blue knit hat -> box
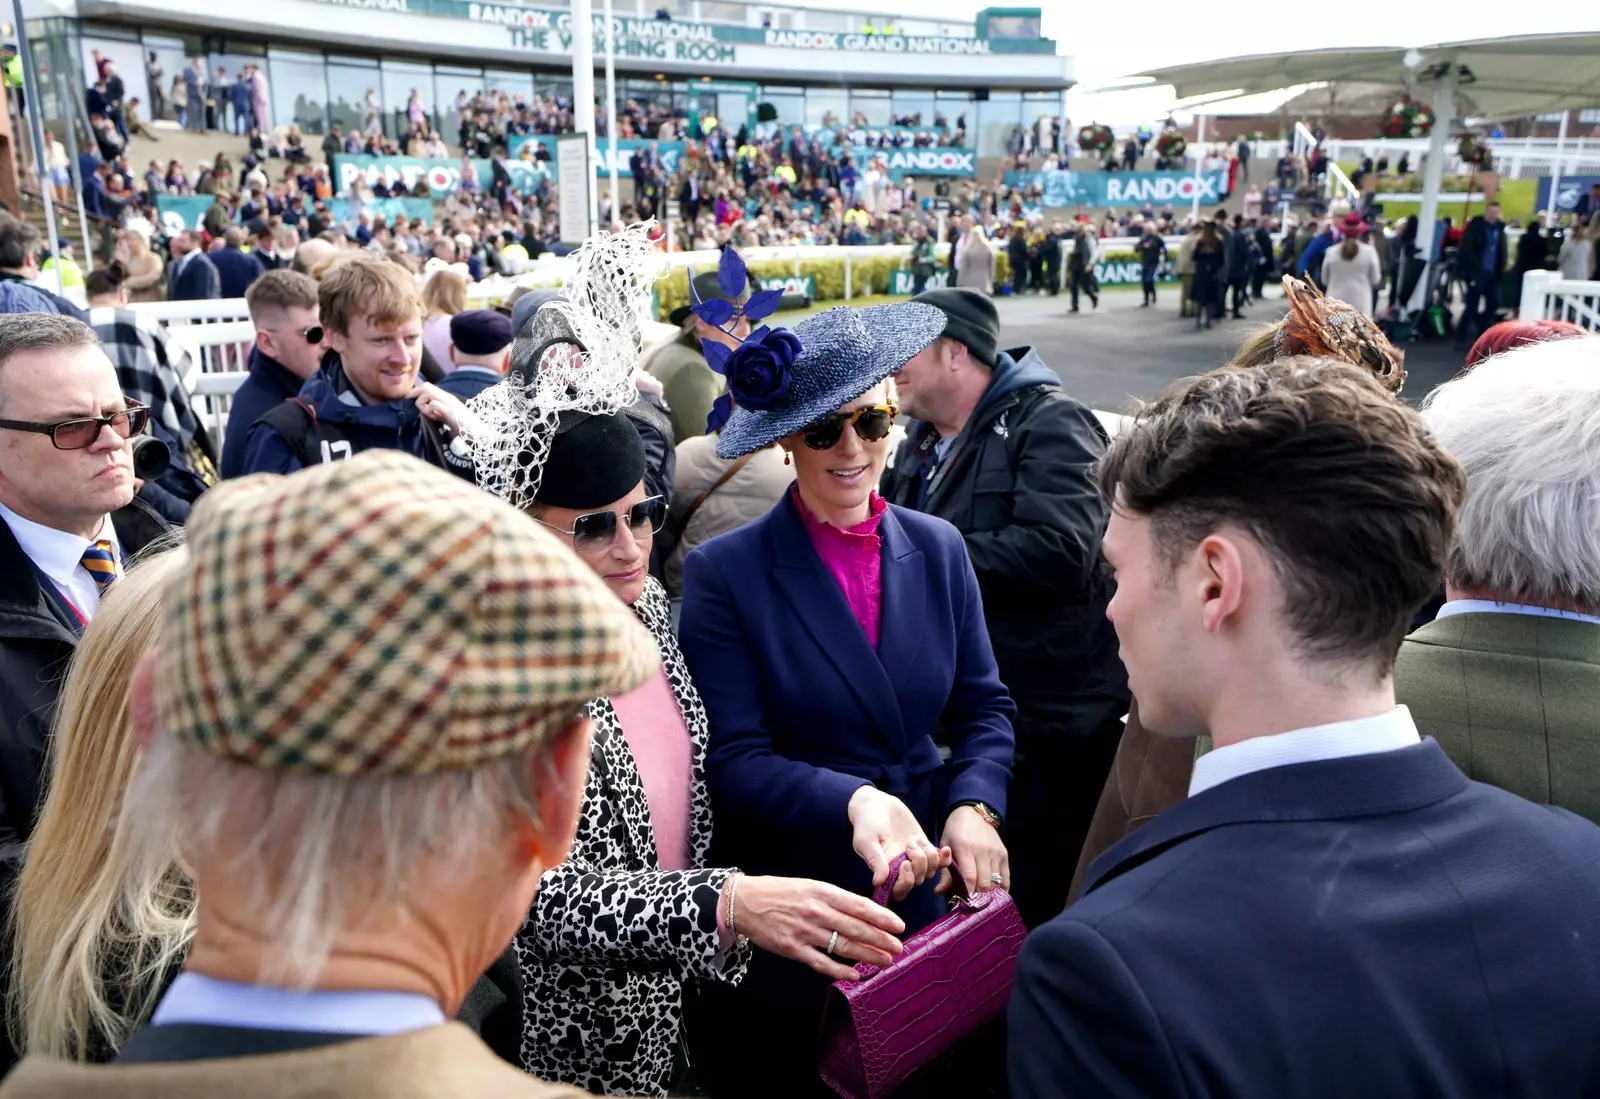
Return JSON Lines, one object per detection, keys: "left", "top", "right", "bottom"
{"left": 715, "top": 302, "right": 946, "bottom": 459}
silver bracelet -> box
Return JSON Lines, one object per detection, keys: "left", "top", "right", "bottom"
{"left": 727, "top": 871, "right": 742, "bottom": 940}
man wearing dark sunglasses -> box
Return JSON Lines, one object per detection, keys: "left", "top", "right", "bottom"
{"left": 0, "top": 316, "right": 177, "bottom": 1041}
{"left": 222, "top": 269, "right": 322, "bottom": 479}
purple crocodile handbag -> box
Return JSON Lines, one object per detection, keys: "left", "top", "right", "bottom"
{"left": 817, "top": 853, "right": 1027, "bottom": 1099}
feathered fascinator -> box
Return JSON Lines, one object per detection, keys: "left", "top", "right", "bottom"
{"left": 1272, "top": 275, "right": 1406, "bottom": 393}
{"left": 468, "top": 222, "right": 665, "bottom": 509}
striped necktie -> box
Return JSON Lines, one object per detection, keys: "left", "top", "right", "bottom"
{"left": 80, "top": 540, "right": 120, "bottom": 597}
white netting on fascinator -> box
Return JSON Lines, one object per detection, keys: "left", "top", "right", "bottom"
{"left": 467, "top": 221, "right": 665, "bottom": 509}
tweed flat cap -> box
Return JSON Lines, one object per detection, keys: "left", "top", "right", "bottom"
{"left": 156, "top": 450, "right": 659, "bottom": 776}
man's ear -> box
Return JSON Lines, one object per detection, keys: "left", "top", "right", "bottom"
{"left": 1194, "top": 533, "right": 1246, "bottom": 636}
{"left": 517, "top": 715, "right": 592, "bottom": 872}
{"left": 128, "top": 647, "right": 162, "bottom": 751}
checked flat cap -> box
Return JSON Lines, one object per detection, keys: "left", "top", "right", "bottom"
{"left": 156, "top": 449, "right": 658, "bottom": 776}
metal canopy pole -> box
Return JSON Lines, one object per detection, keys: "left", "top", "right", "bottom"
{"left": 10, "top": 11, "right": 59, "bottom": 277}
{"left": 1190, "top": 114, "right": 1205, "bottom": 224}
{"left": 1545, "top": 108, "right": 1569, "bottom": 226}
{"left": 603, "top": 0, "right": 619, "bottom": 227}
{"left": 571, "top": 0, "right": 598, "bottom": 236}
{"left": 1407, "top": 68, "right": 1455, "bottom": 316}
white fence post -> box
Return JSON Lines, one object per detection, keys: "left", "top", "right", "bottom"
{"left": 844, "top": 253, "right": 853, "bottom": 301}
{"left": 1519, "top": 268, "right": 1555, "bottom": 320}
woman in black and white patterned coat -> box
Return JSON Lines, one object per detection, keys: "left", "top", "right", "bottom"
{"left": 513, "top": 411, "right": 907, "bottom": 1097}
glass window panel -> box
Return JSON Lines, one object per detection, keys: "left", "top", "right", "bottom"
{"left": 699, "top": 1, "right": 746, "bottom": 22}
{"left": 891, "top": 91, "right": 934, "bottom": 128}
{"left": 141, "top": 34, "right": 193, "bottom": 126}
{"left": 805, "top": 88, "right": 847, "bottom": 129}
{"left": 203, "top": 50, "right": 269, "bottom": 134}
{"left": 805, "top": 10, "right": 848, "bottom": 31}
{"left": 485, "top": 69, "right": 533, "bottom": 105}
{"left": 326, "top": 57, "right": 379, "bottom": 139}
{"left": 850, "top": 89, "right": 890, "bottom": 128}
{"left": 268, "top": 49, "right": 327, "bottom": 136}
{"left": 975, "top": 92, "right": 1021, "bottom": 158}
{"left": 760, "top": 87, "right": 804, "bottom": 128}
{"left": 79, "top": 33, "right": 150, "bottom": 134}
{"left": 381, "top": 60, "right": 434, "bottom": 142}
{"left": 435, "top": 66, "right": 483, "bottom": 149}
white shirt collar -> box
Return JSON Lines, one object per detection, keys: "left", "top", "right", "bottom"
{"left": 0, "top": 500, "right": 118, "bottom": 616}
{"left": 1188, "top": 706, "right": 1421, "bottom": 798}
{"left": 151, "top": 973, "right": 445, "bottom": 1036}
{"left": 1436, "top": 599, "right": 1600, "bottom": 627}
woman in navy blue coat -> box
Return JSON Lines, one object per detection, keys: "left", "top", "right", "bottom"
{"left": 679, "top": 301, "right": 1015, "bottom": 1098}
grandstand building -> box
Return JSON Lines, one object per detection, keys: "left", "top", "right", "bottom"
{"left": 26, "top": 0, "right": 1071, "bottom": 161}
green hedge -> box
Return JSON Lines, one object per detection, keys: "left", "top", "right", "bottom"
{"left": 654, "top": 253, "right": 1017, "bottom": 320}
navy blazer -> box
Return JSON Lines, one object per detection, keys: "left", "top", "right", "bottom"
{"left": 680, "top": 493, "right": 1014, "bottom": 928}
{"left": 209, "top": 246, "right": 265, "bottom": 300}
{"left": 1009, "top": 740, "right": 1600, "bottom": 1098}
{"left": 168, "top": 252, "right": 220, "bottom": 301}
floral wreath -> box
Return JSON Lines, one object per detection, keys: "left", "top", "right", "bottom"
{"left": 1378, "top": 95, "right": 1435, "bottom": 139}
{"left": 690, "top": 247, "right": 804, "bottom": 432}
{"left": 1078, "top": 123, "right": 1115, "bottom": 156}
{"left": 1155, "top": 129, "right": 1187, "bottom": 160}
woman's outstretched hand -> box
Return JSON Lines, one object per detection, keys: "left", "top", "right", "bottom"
{"left": 732, "top": 875, "right": 905, "bottom": 983}
{"left": 847, "top": 786, "right": 952, "bottom": 902}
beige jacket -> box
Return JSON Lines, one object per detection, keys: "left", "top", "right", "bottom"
{"left": 665, "top": 435, "right": 792, "bottom": 596}
{"left": 0, "top": 1024, "right": 596, "bottom": 1099}
{"left": 954, "top": 231, "right": 995, "bottom": 294}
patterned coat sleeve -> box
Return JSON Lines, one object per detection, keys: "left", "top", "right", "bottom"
{"left": 522, "top": 579, "right": 750, "bottom": 985}
{"left": 528, "top": 857, "right": 747, "bottom": 983}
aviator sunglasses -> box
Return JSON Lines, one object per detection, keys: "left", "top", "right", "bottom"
{"left": 536, "top": 495, "right": 668, "bottom": 552}
{"left": 800, "top": 404, "right": 898, "bottom": 451}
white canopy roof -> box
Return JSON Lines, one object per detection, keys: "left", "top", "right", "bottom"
{"left": 1132, "top": 33, "right": 1600, "bottom": 120}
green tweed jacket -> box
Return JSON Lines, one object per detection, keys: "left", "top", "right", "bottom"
{"left": 1396, "top": 611, "right": 1600, "bottom": 824}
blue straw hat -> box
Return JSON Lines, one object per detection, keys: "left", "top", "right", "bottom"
{"left": 715, "top": 302, "right": 946, "bottom": 459}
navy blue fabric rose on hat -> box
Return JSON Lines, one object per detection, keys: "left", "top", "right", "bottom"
{"left": 706, "top": 326, "right": 799, "bottom": 410}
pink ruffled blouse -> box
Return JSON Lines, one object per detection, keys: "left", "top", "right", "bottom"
{"left": 792, "top": 484, "right": 886, "bottom": 649}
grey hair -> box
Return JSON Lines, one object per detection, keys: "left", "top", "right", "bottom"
{"left": 122, "top": 724, "right": 573, "bottom": 987}
{"left": 0, "top": 212, "right": 41, "bottom": 270}
{"left": 1420, "top": 336, "right": 1600, "bottom": 614}
{"left": 0, "top": 314, "right": 101, "bottom": 413}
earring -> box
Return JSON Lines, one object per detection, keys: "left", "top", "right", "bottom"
{"left": 783, "top": 450, "right": 791, "bottom": 466}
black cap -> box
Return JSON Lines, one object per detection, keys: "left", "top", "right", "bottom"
{"left": 450, "top": 309, "right": 514, "bottom": 356}
{"left": 910, "top": 287, "right": 999, "bottom": 367}
{"left": 532, "top": 411, "right": 647, "bottom": 509}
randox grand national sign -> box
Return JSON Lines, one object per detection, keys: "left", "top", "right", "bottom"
{"left": 308, "top": 0, "right": 1059, "bottom": 63}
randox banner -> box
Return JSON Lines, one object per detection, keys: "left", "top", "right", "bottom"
{"left": 889, "top": 269, "right": 951, "bottom": 294}
{"left": 154, "top": 195, "right": 214, "bottom": 233}
{"left": 156, "top": 194, "right": 433, "bottom": 232}
{"left": 505, "top": 135, "right": 686, "bottom": 177}
{"left": 333, "top": 154, "right": 548, "bottom": 199}
{"left": 878, "top": 148, "right": 976, "bottom": 179}
{"left": 760, "top": 274, "right": 815, "bottom": 298}
{"left": 1004, "top": 169, "right": 1230, "bottom": 208}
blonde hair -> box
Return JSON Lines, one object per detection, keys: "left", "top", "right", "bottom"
{"left": 318, "top": 254, "right": 422, "bottom": 336}
{"left": 421, "top": 267, "right": 468, "bottom": 318}
{"left": 9, "top": 549, "right": 195, "bottom": 1062}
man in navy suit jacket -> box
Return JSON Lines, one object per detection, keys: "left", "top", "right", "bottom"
{"left": 1009, "top": 360, "right": 1600, "bottom": 1098}
{"left": 166, "top": 230, "right": 220, "bottom": 301}
{"left": 434, "top": 309, "right": 511, "bottom": 403}
{"left": 208, "top": 226, "right": 266, "bottom": 299}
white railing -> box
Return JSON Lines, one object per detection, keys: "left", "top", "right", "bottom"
{"left": 1519, "top": 270, "right": 1600, "bottom": 330}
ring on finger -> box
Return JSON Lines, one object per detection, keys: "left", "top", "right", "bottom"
{"left": 827, "top": 930, "right": 840, "bottom": 956}
{"left": 989, "top": 873, "right": 1005, "bottom": 885}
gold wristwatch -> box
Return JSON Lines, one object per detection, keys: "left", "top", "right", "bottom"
{"left": 959, "top": 801, "right": 1002, "bottom": 829}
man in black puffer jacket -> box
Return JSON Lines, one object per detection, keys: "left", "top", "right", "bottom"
{"left": 882, "top": 287, "right": 1128, "bottom": 929}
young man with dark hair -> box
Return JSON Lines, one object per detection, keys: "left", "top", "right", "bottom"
{"left": 221, "top": 269, "right": 323, "bottom": 478}
{"left": 1010, "top": 359, "right": 1600, "bottom": 1098}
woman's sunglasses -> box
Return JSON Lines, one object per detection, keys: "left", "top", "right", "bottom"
{"left": 801, "top": 404, "right": 898, "bottom": 451}
{"left": 536, "top": 495, "right": 667, "bottom": 552}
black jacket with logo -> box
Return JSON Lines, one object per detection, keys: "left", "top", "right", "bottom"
{"left": 881, "top": 347, "right": 1127, "bottom": 745}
